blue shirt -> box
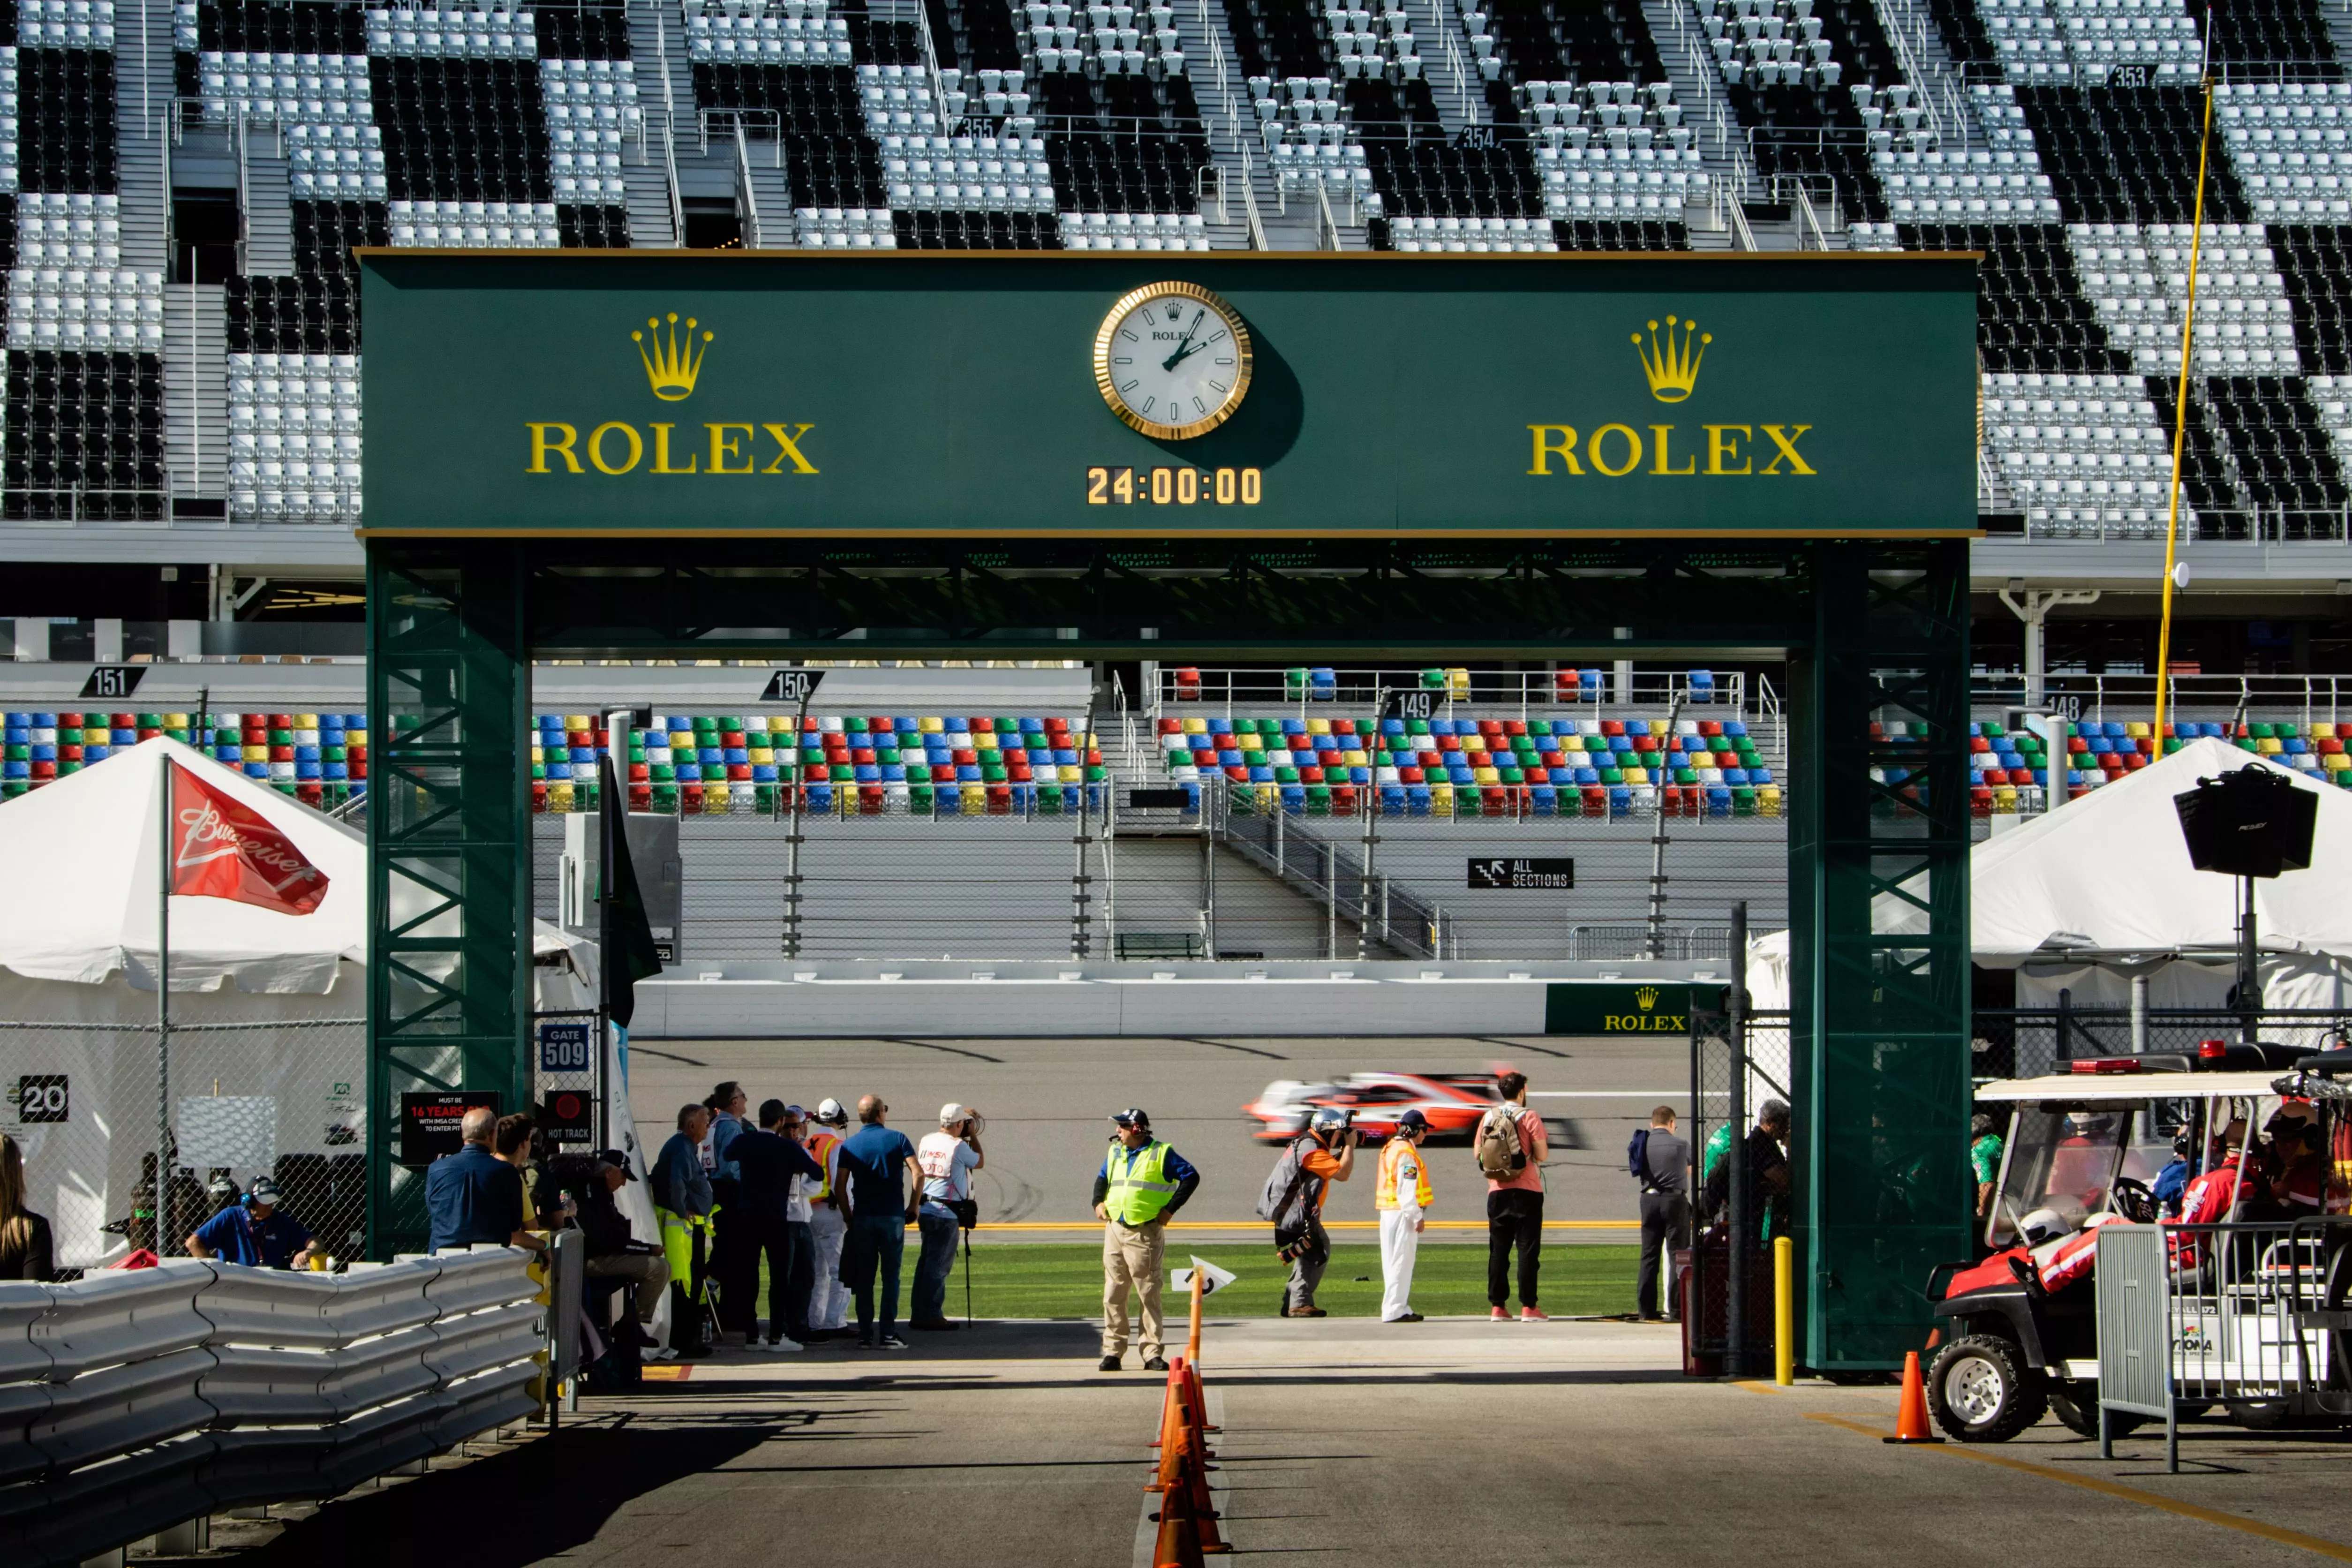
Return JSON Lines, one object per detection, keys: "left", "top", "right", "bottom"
{"left": 731, "top": 1129, "right": 823, "bottom": 1221}
{"left": 193, "top": 1203, "right": 311, "bottom": 1268}
{"left": 652, "top": 1131, "right": 715, "bottom": 1217}
{"left": 837, "top": 1125, "right": 919, "bottom": 1218}
{"left": 423, "top": 1143, "right": 525, "bottom": 1250}
{"left": 707, "top": 1110, "right": 746, "bottom": 1184}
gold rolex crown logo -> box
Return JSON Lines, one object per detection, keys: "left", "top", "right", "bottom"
{"left": 1635, "top": 985, "right": 1660, "bottom": 1010}
{"left": 1633, "top": 315, "right": 1709, "bottom": 403}
{"left": 634, "top": 312, "right": 713, "bottom": 401}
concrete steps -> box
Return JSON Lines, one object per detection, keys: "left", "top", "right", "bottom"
{"left": 114, "top": 0, "right": 175, "bottom": 276}
{"left": 162, "top": 283, "right": 229, "bottom": 505}
{"left": 743, "top": 157, "right": 794, "bottom": 245}
{"left": 239, "top": 136, "right": 296, "bottom": 276}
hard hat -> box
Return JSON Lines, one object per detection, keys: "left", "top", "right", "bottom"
{"left": 2019, "top": 1207, "right": 2069, "bottom": 1247}
{"left": 1396, "top": 1109, "right": 1430, "bottom": 1131}
{"left": 1309, "top": 1105, "right": 1353, "bottom": 1138}
{"left": 1110, "top": 1107, "right": 1151, "bottom": 1131}
{"left": 247, "top": 1177, "right": 282, "bottom": 1205}
{"left": 940, "top": 1102, "right": 968, "bottom": 1126}
{"left": 814, "top": 1098, "right": 849, "bottom": 1127}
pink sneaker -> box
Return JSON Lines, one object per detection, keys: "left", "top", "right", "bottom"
{"left": 1489, "top": 1306, "right": 1510, "bottom": 1322}
{"left": 1520, "top": 1307, "right": 1549, "bottom": 1323}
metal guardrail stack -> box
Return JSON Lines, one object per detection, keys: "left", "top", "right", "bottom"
{"left": 0, "top": 1247, "right": 549, "bottom": 1568}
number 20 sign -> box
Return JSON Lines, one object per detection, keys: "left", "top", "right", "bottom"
{"left": 14, "top": 1075, "right": 68, "bottom": 1123}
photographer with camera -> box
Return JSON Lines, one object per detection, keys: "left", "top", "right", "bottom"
{"left": 1259, "top": 1106, "right": 1357, "bottom": 1319}
{"left": 1095, "top": 1108, "right": 1199, "bottom": 1372}
{"left": 913, "top": 1103, "right": 985, "bottom": 1332}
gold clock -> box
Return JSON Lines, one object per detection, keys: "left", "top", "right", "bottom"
{"left": 1092, "top": 281, "right": 1253, "bottom": 439}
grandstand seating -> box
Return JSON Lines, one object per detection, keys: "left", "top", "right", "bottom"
{"left": 14, "top": 0, "right": 2352, "bottom": 530}
{"left": 1962, "top": 715, "right": 2352, "bottom": 812}
{"left": 531, "top": 710, "right": 1111, "bottom": 815}
{"left": 1153, "top": 711, "right": 1782, "bottom": 818}
{"left": 0, "top": 711, "right": 369, "bottom": 803}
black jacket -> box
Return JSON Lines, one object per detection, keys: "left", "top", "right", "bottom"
{"left": 546, "top": 1154, "right": 635, "bottom": 1258}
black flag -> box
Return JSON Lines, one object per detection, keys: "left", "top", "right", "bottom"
{"left": 598, "top": 754, "right": 663, "bottom": 1027}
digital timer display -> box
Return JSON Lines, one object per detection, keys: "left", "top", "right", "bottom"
{"left": 1085, "top": 466, "right": 1262, "bottom": 506}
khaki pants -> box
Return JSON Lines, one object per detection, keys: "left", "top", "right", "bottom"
{"left": 1101, "top": 1220, "right": 1167, "bottom": 1359}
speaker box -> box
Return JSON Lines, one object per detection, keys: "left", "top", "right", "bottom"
{"left": 2174, "top": 765, "right": 2318, "bottom": 880}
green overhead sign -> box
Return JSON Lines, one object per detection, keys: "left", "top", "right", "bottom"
{"left": 357, "top": 251, "right": 1977, "bottom": 539}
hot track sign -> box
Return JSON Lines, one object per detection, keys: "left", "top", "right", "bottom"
{"left": 357, "top": 250, "right": 1977, "bottom": 540}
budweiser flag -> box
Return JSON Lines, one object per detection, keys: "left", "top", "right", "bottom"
{"left": 168, "top": 762, "right": 330, "bottom": 915}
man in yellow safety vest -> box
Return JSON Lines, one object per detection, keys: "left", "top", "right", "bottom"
{"left": 1093, "top": 1108, "right": 1200, "bottom": 1373}
{"left": 1376, "top": 1109, "right": 1432, "bottom": 1322}
{"left": 804, "top": 1100, "right": 851, "bottom": 1339}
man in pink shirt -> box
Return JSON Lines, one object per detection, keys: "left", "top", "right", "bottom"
{"left": 1483, "top": 1070, "right": 1550, "bottom": 1322}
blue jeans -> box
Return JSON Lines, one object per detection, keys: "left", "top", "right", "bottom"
{"left": 914, "top": 1210, "right": 961, "bottom": 1323}
{"left": 843, "top": 1213, "right": 906, "bottom": 1340}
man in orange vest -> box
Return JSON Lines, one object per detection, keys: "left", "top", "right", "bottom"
{"left": 1377, "top": 1110, "right": 1432, "bottom": 1323}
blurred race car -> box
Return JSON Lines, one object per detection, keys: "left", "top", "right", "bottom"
{"left": 1244, "top": 1071, "right": 1508, "bottom": 1144}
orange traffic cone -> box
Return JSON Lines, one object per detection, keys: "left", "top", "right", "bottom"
{"left": 1151, "top": 1356, "right": 1184, "bottom": 1451}
{"left": 1184, "top": 1360, "right": 1221, "bottom": 1435}
{"left": 1883, "top": 1350, "right": 1945, "bottom": 1444}
{"left": 1151, "top": 1458, "right": 1208, "bottom": 1568}
{"left": 1151, "top": 1370, "right": 1188, "bottom": 1489}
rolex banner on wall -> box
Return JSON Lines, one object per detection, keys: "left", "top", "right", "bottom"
{"left": 168, "top": 761, "right": 331, "bottom": 915}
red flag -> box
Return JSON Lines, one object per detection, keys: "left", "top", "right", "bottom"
{"left": 168, "top": 762, "right": 331, "bottom": 914}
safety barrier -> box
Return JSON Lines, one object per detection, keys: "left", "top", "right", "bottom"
{"left": 0, "top": 1246, "right": 547, "bottom": 1568}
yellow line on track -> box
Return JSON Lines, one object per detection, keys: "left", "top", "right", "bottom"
{"left": 1804, "top": 1413, "right": 2352, "bottom": 1563}
{"left": 1734, "top": 1380, "right": 1783, "bottom": 1396}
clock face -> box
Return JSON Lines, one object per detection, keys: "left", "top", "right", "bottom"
{"left": 1092, "top": 282, "right": 1253, "bottom": 439}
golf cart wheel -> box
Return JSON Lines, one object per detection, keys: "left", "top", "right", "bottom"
{"left": 2224, "top": 1398, "right": 2295, "bottom": 1431}
{"left": 2048, "top": 1382, "right": 2141, "bottom": 1440}
{"left": 1927, "top": 1335, "right": 2048, "bottom": 1442}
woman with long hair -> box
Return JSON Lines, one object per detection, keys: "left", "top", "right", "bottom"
{"left": 0, "top": 1133, "right": 53, "bottom": 1281}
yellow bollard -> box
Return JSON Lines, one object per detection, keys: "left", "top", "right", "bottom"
{"left": 1773, "top": 1235, "right": 1794, "bottom": 1386}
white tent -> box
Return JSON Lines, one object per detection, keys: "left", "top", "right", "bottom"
{"left": 0, "top": 739, "right": 621, "bottom": 1268}
{"left": 1746, "top": 738, "right": 2352, "bottom": 1017}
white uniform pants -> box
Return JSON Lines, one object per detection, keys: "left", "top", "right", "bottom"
{"left": 1380, "top": 1206, "right": 1422, "bottom": 1320}
{"left": 807, "top": 1205, "right": 850, "bottom": 1330}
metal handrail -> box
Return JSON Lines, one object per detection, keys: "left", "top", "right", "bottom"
{"left": 1237, "top": 142, "right": 1270, "bottom": 249}
{"left": 1315, "top": 179, "right": 1342, "bottom": 248}
{"left": 662, "top": 119, "right": 685, "bottom": 242}
{"left": 734, "top": 121, "right": 762, "bottom": 246}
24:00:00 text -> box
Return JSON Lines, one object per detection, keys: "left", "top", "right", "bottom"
{"left": 1086, "top": 466, "right": 1261, "bottom": 505}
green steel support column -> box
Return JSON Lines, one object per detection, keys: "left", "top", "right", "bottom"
{"left": 1789, "top": 539, "right": 1972, "bottom": 1368}
{"left": 365, "top": 543, "right": 532, "bottom": 1259}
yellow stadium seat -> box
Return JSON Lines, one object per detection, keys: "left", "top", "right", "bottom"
{"left": 2315, "top": 723, "right": 2338, "bottom": 739}
{"left": 2257, "top": 738, "right": 2284, "bottom": 754}
{"left": 1993, "top": 786, "right": 2018, "bottom": 813}
{"left": 1307, "top": 718, "right": 1331, "bottom": 736}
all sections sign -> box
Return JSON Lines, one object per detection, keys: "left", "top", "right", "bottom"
{"left": 358, "top": 251, "right": 1976, "bottom": 539}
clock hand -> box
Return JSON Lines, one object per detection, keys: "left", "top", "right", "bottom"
{"left": 1160, "top": 309, "right": 1208, "bottom": 372}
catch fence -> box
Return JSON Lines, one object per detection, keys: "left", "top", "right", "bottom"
{"left": 528, "top": 778, "right": 1788, "bottom": 963}
{"left": 1684, "top": 1007, "right": 1792, "bottom": 1367}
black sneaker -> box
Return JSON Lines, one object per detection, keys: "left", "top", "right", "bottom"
{"left": 1388, "top": 1313, "right": 1425, "bottom": 1323}
{"left": 876, "top": 1334, "right": 910, "bottom": 1350}
{"left": 1143, "top": 1355, "right": 1168, "bottom": 1371}
{"left": 1098, "top": 1355, "right": 1122, "bottom": 1372}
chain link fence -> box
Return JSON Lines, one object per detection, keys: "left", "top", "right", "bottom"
{"left": 0, "top": 1017, "right": 366, "bottom": 1276}
{"left": 1686, "top": 1008, "right": 1792, "bottom": 1363}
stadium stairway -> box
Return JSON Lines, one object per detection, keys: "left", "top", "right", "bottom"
{"left": 163, "top": 285, "right": 230, "bottom": 508}
{"left": 632, "top": 0, "right": 703, "bottom": 200}
{"left": 1171, "top": 0, "right": 1289, "bottom": 246}
{"left": 744, "top": 153, "right": 796, "bottom": 244}
{"left": 240, "top": 136, "right": 297, "bottom": 276}
{"left": 1642, "top": 0, "right": 1744, "bottom": 247}
{"left": 114, "top": 2, "right": 173, "bottom": 275}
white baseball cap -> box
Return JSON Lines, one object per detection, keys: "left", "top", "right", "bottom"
{"left": 814, "top": 1098, "right": 848, "bottom": 1126}
{"left": 939, "top": 1102, "right": 968, "bottom": 1125}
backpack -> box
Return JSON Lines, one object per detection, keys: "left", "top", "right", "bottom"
{"left": 1475, "top": 1106, "right": 1527, "bottom": 1180}
{"left": 1256, "top": 1140, "right": 1316, "bottom": 1228}
{"left": 1627, "top": 1127, "right": 1652, "bottom": 1183}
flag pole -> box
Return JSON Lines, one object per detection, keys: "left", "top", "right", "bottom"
{"left": 156, "top": 753, "right": 173, "bottom": 1256}
{"left": 2156, "top": 26, "right": 2216, "bottom": 739}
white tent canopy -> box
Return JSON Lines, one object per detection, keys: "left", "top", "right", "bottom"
{"left": 0, "top": 736, "right": 366, "bottom": 994}
{"left": 0, "top": 739, "right": 612, "bottom": 1268}
{"left": 1968, "top": 737, "right": 2352, "bottom": 964}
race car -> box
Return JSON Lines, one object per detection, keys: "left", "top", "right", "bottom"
{"left": 1245, "top": 1069, "right": 1558, "bottom": 1144}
